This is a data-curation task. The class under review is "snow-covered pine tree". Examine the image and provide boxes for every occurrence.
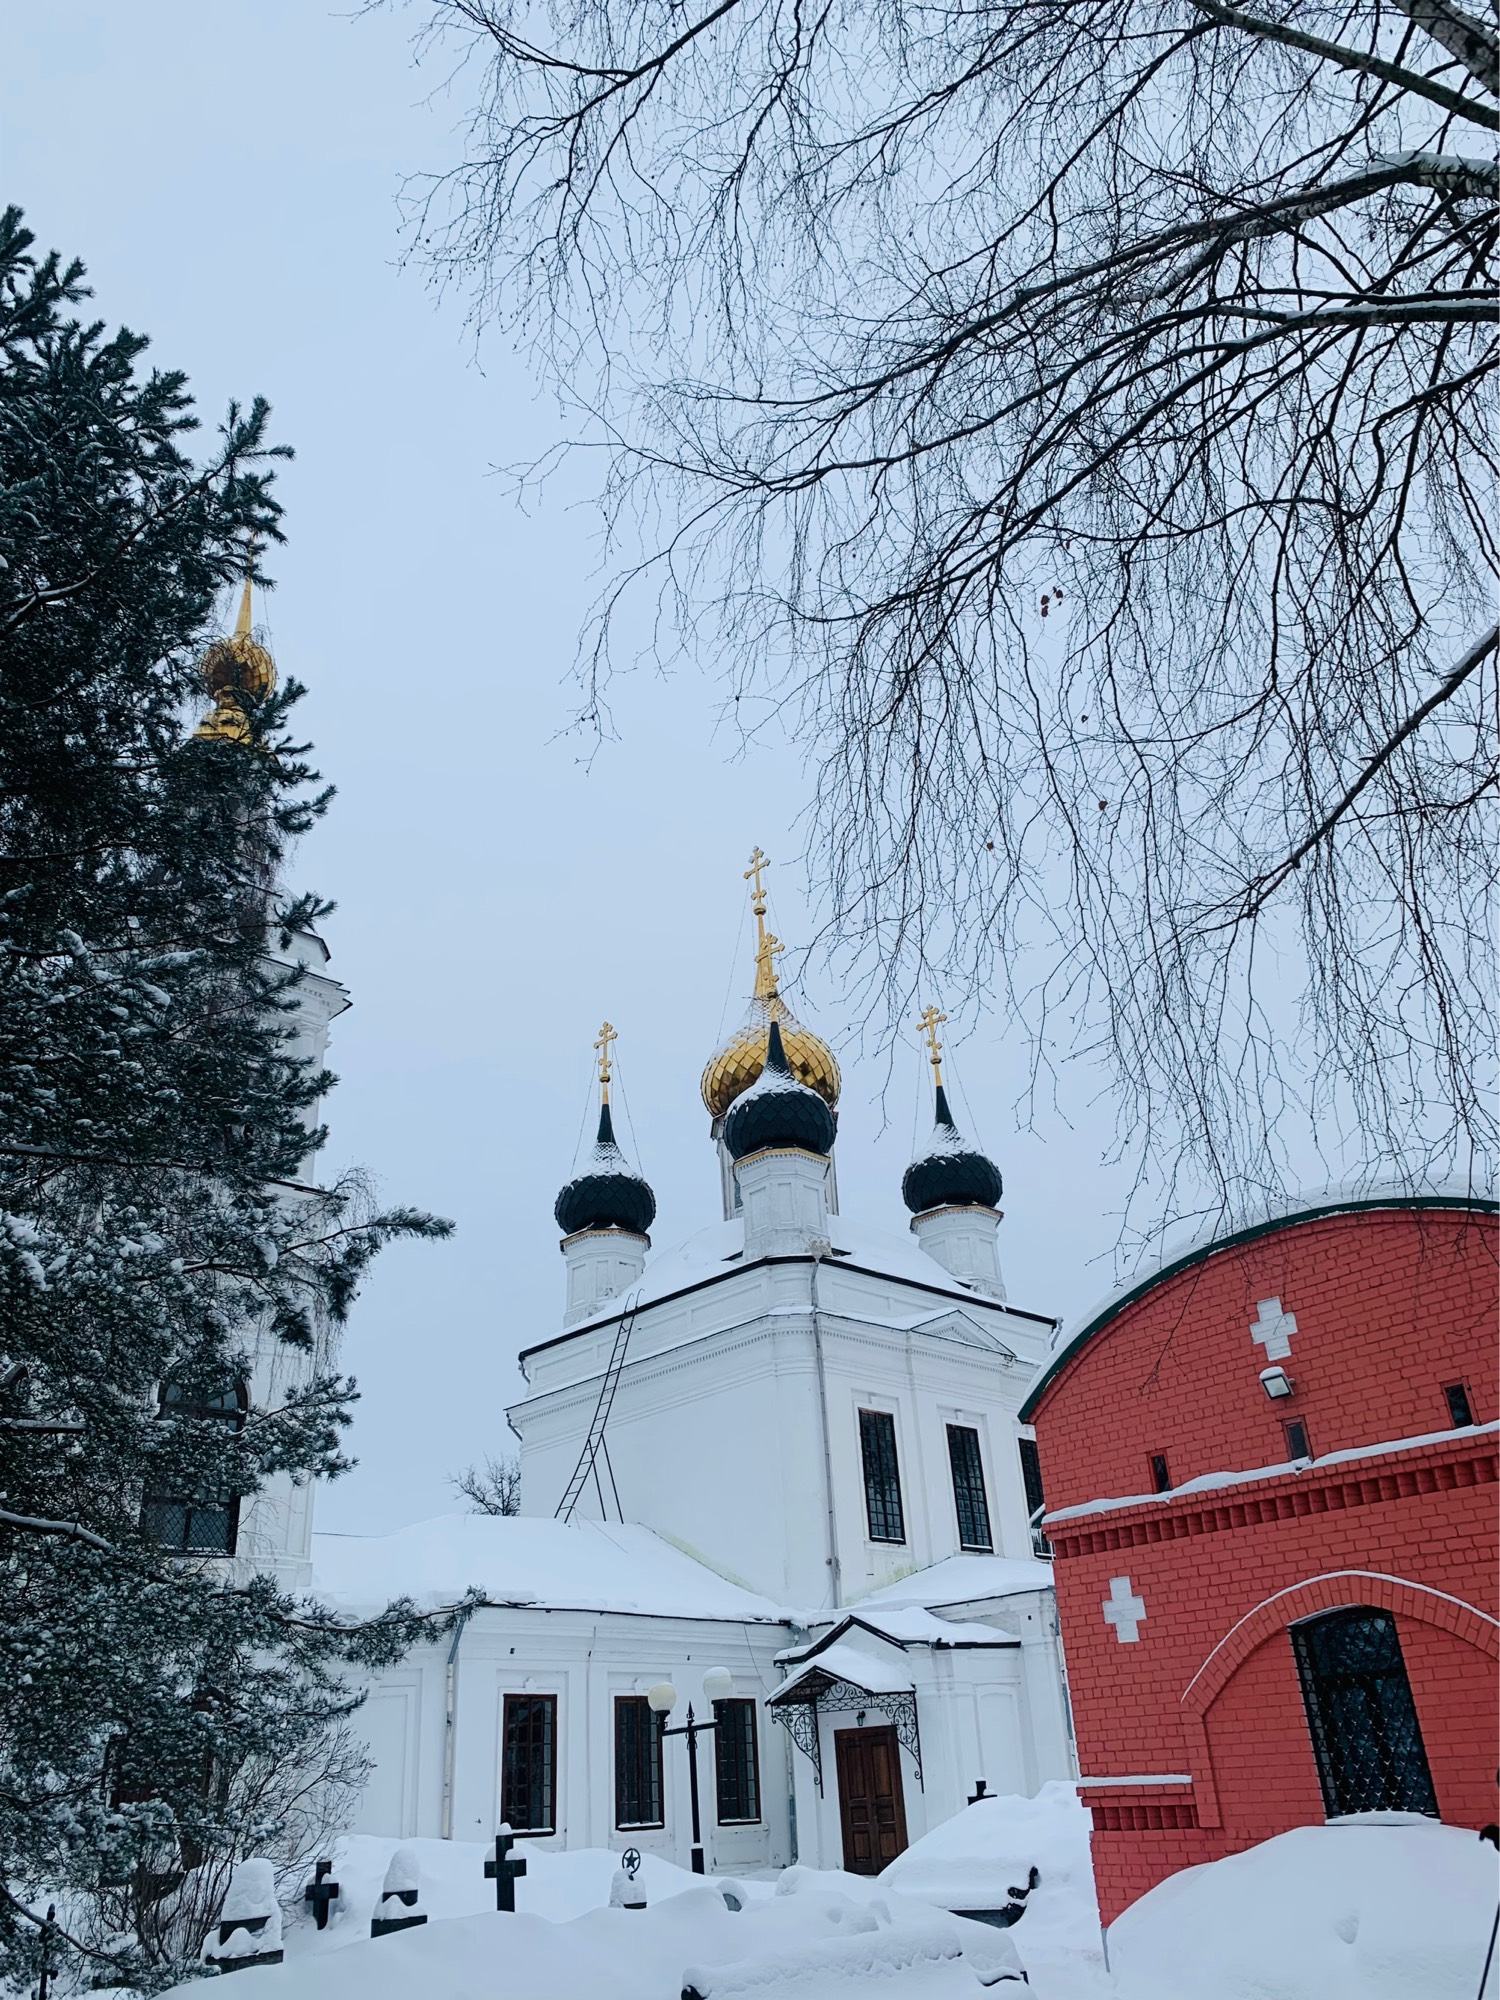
[0,207,453,1991]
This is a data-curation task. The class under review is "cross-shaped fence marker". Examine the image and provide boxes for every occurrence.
[302,1858,340,1931]
[485,1827,528,1912]
[1102,1575,1147,1644]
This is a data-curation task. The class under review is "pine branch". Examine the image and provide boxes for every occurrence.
[0,1509,114,1552]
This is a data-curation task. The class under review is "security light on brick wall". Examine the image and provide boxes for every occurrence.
[1259,1365,1294,1400]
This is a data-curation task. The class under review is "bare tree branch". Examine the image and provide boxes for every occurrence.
[1392,0,1499,91]
[1239,623,1499,914]
[407,0,1499,1227]
[1187,0,1498,126]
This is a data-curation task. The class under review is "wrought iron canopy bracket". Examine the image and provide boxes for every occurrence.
[769,1675,923,1796]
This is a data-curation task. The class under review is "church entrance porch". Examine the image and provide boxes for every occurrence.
[834,1726,908,1873]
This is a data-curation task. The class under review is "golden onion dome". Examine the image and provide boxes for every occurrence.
[702,995,841,1118]
[701,846,841,1118]
[195,574,276,742]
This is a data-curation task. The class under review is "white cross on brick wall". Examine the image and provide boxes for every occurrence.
[1102,1575,1146,1644]
[1250,1296,1297,1362]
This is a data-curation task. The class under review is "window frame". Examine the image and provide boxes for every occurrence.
[501,1693,558,1836]
[1148,1452,1172,1494]
[857,1407,906,1544]
[712,1698,761,1825]
[1283,1417,1312,1462]
[1291,1606,1438,1819]
[945,1423,994,1552]
[614,1696,665,1831]
[1018,1436,1050,1557]
[1443,1381,1475,1429]
[140,1380,248,1557]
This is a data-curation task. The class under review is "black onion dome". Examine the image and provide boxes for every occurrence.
[902,1084,1002,1215]
[554,1101,657,1237]
[724,1019,837,1162]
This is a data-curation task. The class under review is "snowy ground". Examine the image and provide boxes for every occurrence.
[156,1795,1499,1998]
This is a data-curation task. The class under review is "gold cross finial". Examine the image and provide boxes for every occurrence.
[753,930,785,1001]
[744,846,771,942]
[594,1020,618,1101]
[917,1005,948,1084]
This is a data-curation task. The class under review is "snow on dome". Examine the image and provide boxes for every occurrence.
[724,1019,837,1160]
[554,1100,656,1237]
[902,1083,1002,1216]
[702,995,842,1118]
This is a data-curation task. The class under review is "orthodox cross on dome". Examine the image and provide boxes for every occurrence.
[744,846,785,1000]
[1251,1297,1297,1363]
[917,1004,948,1086]
[1102,1575,1146,1644]
[753,930,785,1001]
[594,1020,618,1103]
[744,845,771,923]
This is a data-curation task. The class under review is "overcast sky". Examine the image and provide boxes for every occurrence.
[4,2,1134,1534]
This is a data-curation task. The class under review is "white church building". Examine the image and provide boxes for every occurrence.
[256,840,1075,1877]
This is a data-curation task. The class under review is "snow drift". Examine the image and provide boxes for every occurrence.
[1108,1814,1500,2000]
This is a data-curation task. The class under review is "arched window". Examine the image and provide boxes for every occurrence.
[1291,1607,1438,1819]
[140,1381,247,1556]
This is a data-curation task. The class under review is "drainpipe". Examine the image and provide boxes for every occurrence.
[441,1604,476,1839]
[808,1249,841,1610]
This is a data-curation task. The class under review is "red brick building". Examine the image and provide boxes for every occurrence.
[1019,1193,1498,1922]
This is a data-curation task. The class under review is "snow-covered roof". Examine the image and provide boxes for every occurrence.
[310,1514,791,1622]
[1019,1180,1496,1420]
[768,1640,916,1702]
[524,1213,1054,1358]
[784,1606,1014,1655]
[845,1554,1057,1612]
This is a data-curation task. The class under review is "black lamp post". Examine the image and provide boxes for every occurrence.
[652,1667,735,1875]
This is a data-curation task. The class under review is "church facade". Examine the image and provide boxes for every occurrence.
[310,856,1075,1875]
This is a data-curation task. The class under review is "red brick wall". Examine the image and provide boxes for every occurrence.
[1029,1202,1499,1922]
[1034,1206,1496,1512]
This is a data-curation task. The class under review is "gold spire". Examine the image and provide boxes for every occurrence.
[917,1004,948,1088]
[701,847,841,1118]
[594,1020,618,1104]
[195,558,277,744]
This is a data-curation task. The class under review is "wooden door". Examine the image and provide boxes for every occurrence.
[834,1725,908,1874]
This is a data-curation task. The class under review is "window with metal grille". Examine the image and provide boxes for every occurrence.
[859,1409,905,1543]
[946,1425,993,1550]
[1018,1437,1050,1556]
[1444,1382,1475,1428]
[614,1697,664,1828]
[1284,1418,1311,1462]
[1149,1452,1172,1493]
[141,1382,245,1555]
[713,1699,760,1823]
[501,1695,556,1834]
[1292,1608,1438,1819]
